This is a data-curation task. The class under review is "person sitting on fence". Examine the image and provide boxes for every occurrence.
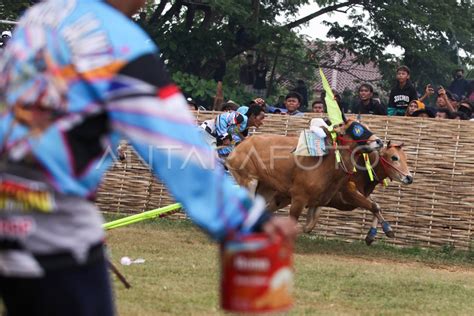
[448,69,470,99]
[0,1,296,315]
[388,66,418,116]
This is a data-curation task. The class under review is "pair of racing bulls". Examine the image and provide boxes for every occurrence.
[226,118,413,245]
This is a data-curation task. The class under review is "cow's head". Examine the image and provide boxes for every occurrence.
[335,118,383,152]
[381,141,413,185]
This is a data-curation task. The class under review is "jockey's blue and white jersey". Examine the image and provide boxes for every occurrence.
[215,111,248,138]
[0,0,261,276]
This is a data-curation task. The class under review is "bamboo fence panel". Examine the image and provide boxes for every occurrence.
[96,111,474,250]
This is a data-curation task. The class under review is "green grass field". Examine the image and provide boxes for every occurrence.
[105,219,474,316]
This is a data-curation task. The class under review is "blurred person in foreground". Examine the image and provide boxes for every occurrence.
[0,1,297,315]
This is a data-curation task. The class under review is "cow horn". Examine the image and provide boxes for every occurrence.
[387,140,392,148]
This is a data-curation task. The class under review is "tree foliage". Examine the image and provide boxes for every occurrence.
[0,1,30,23]
[146,0,472,96]
[1,0,472,101]
[325,0,473,88]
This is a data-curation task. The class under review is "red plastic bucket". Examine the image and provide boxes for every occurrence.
[220,233,293,313]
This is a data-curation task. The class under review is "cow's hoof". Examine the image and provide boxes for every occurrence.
[365,235,375,246]
[303,225,314,234]
[381,221,395,238]
[365,227,377,246]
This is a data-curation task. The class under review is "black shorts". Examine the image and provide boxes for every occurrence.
[0,247,114,316]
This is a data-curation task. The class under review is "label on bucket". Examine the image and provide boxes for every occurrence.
[220,233,293,313]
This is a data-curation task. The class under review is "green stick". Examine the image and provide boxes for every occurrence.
[103,203,181,230]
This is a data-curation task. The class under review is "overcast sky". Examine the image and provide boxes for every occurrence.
[288,2,404,56]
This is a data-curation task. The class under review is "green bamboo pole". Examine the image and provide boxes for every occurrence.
[103,203,182,230]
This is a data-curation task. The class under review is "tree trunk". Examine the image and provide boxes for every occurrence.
[284,0,361,29]
[149,0,169,25]
[266,42,283,98]
[185,4,196,29]
[155,0,184,29]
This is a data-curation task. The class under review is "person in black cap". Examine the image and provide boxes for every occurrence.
[448,69,470,99]
[457,100,473,119]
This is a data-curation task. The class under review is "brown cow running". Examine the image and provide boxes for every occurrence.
[226,118,383,228]
[304,141,412,245]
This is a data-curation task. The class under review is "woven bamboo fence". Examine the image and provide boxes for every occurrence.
[96,111,474,250]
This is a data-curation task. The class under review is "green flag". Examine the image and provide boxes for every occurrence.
[319,68,344,126]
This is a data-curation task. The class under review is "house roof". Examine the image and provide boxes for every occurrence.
[311,42,382,93]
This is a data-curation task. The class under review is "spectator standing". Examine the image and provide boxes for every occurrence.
[284,92,305,116]
[448,69,470,99]
[353,83,387,115]
[388,66,418,116]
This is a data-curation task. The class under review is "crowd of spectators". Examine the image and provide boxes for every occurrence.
[195,64,474,122]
